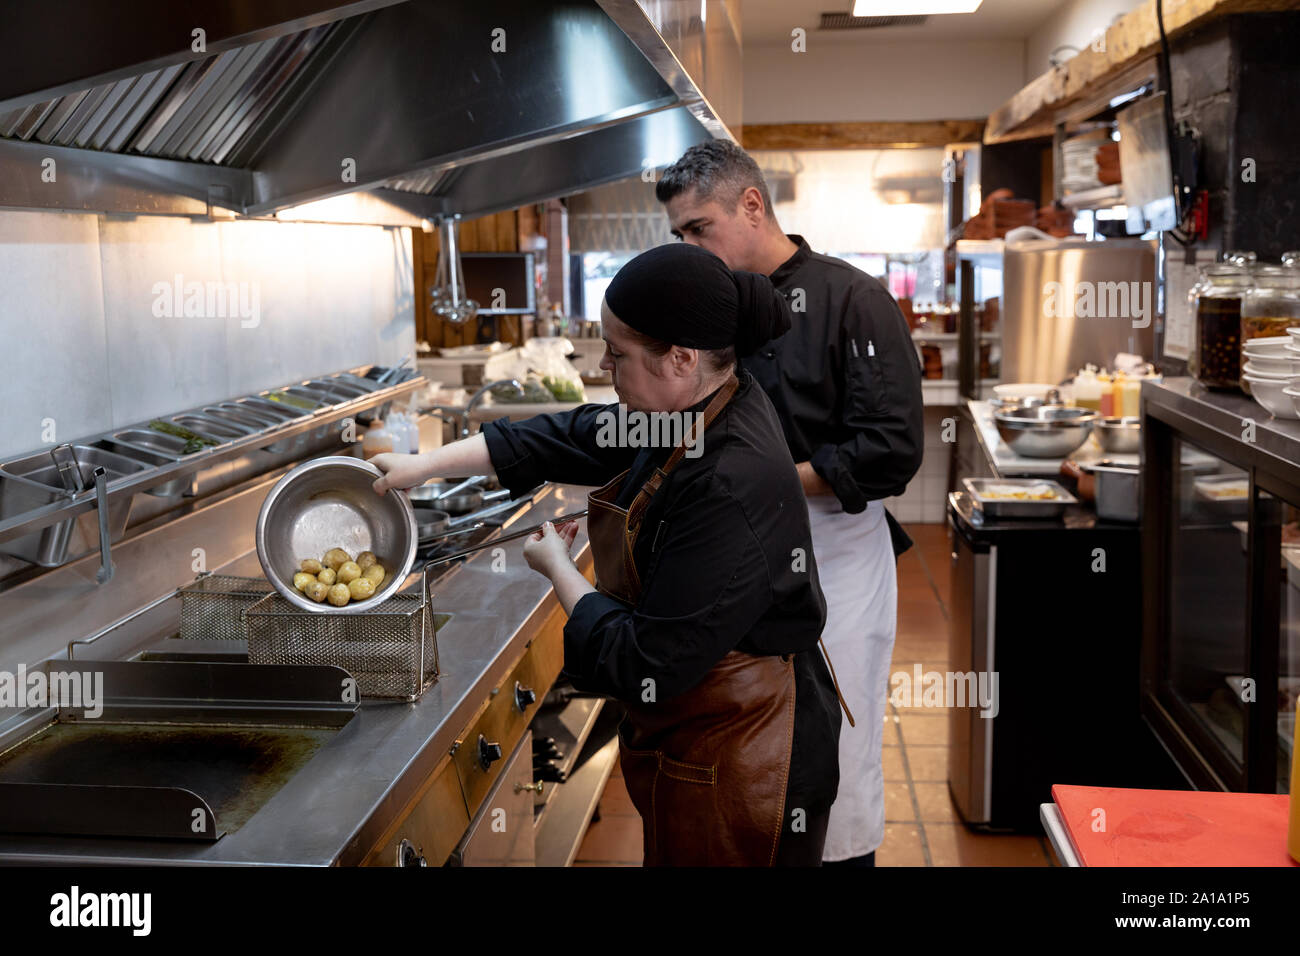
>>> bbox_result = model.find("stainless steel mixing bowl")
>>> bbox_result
[993,405,1099,458]
[255,456,417,613]
[1094,416,1141,454]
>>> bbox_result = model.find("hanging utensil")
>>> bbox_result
[430,217,478,325]
[50,444,86,495]
[92,467,114,584]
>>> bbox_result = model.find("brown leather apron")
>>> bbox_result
[584,376,853,866]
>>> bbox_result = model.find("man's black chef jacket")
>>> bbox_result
[481,372,842,818]
[743,235,925,555]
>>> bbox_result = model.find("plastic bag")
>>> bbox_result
[483,338,587,403]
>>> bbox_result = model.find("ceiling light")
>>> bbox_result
[852,0,983,15]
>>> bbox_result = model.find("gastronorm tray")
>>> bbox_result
[962,477,1076,518]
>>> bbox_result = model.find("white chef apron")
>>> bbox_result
[806,495,897,862]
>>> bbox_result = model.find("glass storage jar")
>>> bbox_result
[1242,265,1300,349]
[1191,264,1252,390]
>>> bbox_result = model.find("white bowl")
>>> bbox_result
[1243,335,1293,352]
[1285,385,1300,418]
[1242,359,1300,378]
[1244,343,1294,359]
[1288,327,1300,346]
[1243,375,1300,419]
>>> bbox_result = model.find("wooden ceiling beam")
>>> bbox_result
[985,0,1300,144]
[742,119,987,150]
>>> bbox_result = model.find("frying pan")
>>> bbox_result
[437,486,513,515]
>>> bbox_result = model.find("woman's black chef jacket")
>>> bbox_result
[745,235,925,555]
[481,371,843,817]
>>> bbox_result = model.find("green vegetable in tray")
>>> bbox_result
[265,391,318,410]
[148,419,216,454]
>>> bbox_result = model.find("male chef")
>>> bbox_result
[655,140,924,866]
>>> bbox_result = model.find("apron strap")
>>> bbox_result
[818,638,857,728]
[626,375,739,535]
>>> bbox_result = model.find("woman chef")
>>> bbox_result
[371,243,849,866]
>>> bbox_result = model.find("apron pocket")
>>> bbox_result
[660,754,716,785]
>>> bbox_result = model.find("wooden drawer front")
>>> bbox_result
[453,608,564,814]
[454,731,536,866]
[363,754,469,867]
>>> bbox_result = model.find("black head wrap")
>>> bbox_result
[603,243,791,357]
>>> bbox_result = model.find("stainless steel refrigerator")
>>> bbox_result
[958,237,1157,398]
[1000,237,1157,385]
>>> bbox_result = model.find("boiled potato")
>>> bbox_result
[356,551,377,570]
[337,561,362,584]
[323,548,352,571]
[362,563,385,586]
[348,577,375,601]
[316,566,337,586]
[292,571,316,592]
[304,580,330,603]
[300,558,323,574]
[327,583,351,607]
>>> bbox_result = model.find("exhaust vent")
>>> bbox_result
[818,13,929,29]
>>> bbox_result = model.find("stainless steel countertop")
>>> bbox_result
[1143,376,1300,478]
[0,482,592,866]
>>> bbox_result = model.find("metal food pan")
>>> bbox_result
[233,398,313,452]
[170,415,242,443]
[235,396,304,421]
[199,406,293,453]
[91,438,193,497]
[962,477,1076,518]
[303,378,367,400]
[108,429,195,458]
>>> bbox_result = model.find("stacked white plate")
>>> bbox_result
[1241,335,1300,418]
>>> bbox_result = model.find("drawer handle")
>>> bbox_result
[515,781,544,794]
[514,681,537,712]
[477,734,503,771]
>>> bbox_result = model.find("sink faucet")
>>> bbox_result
[462,379,525,437]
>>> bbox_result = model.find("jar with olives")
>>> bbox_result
[1191,264,1252,390]
[1242,264,1300,352]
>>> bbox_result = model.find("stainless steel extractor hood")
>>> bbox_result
[0,0,735,225]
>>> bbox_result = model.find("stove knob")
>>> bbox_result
[514,681,536,712]
[478,734,503,770]
[397,839,426,867]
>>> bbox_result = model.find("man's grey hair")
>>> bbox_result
[654,140,776,218]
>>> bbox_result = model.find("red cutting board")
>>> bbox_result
[1052,785,1298,866]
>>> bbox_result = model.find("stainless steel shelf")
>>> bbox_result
[0,372,423,549]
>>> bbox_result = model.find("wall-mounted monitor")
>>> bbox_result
[459,252,536,315]
[1117,93,1177,234]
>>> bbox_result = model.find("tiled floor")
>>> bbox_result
[573,522,1056,867]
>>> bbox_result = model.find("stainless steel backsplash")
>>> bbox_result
[0,210,414,462]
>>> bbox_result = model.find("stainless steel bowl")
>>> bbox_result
[1095,416,1141,454]
[993,405,1098,458]
[255,456,417,613]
